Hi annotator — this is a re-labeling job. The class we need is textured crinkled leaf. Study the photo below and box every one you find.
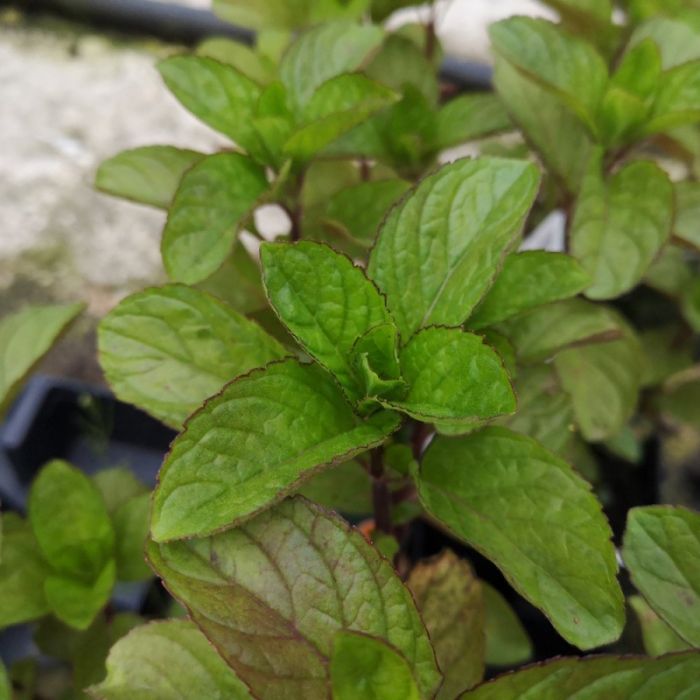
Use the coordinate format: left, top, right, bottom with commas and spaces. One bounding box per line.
623, 506, 700, 647
0, 303, 82, 412
45, 559, 115, 630
630, 13, 700, 69
674, 180, 700, 250
434, 94, 512, 150
95, 146, 203, 209
99, 284, 286, 428
161, 153, 268, 284
417, 427, 624, 649
260, 242, 391, 399
489, 18, 608, 132
500, 364, 574, 454
331, 631, 420, 700
492, 57, 592, 193
629, 595, 691, 656
408, 551, 485, 697
368, 158, 540, 339
0, 514, 50, 627
93, 468, 147, 516
483, 583, 533, 667
29, 460, 114, 580
571, 151, 673, 299
383, 327, 515, 423
280, 22, 383, 111
284, 74, 398, 160
325, 179, 410, 242
298, 460, 371, 515
147, 497, 442, 699
212, 0, 367, 31
647, 60, 700, 134
468, 251, 590, 329
89, 620, 252, 700
151, 359, 400, 541
498, 298, 620, 364
113, 493, 151, 582
461, 652, 700, 699
554, 320, 643, 441
158, 56, 262, 151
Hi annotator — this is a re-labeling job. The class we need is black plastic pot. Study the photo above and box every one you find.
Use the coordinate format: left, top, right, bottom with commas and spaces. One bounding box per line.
0, 375, 176, 663
0, 374, 175, 511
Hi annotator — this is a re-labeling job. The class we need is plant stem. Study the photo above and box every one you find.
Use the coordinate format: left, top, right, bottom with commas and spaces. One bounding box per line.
370, 447, 393, 534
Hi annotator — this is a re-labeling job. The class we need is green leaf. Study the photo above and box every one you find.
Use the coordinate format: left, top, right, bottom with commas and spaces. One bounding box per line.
489, 18, 608, 133
157, 56, 262, 151
260, 242, 391, 400
196, 37, 275, 84
612, 39, 661, 100
460, 652, 700, 698
416, 427, 624, 650
92, 468, 147, 516
497, 298, 621, 364
0, 514, 50, 627
45, 559, 115, 630
640, 325, 694, 387
368, 158, 540, 339
554, 319, 643, 441
629, 595, 691, 656
382, 327, 515, 424
623, 505, 700, 647
29, 460, 114, 580
629, 12, 700, 69
365, 34, 438, 105
647, 60, 700, 133
280, 22, 384, 112
331, 631, 420, 700
298, 460, 372, 515
644, 244, 693, 296
284, 74, 398, 160
0, 303, 83, 412
408, 551, 485, 697
99, 284, 287, 429
434, 94, 512, 151
492, 56, 592, 193
468, 252, 590, 329
147, 497, 441, 699
113, 493, 151, 582
500, 364, 574, 454
95, 146, 203, 209
351, 322, 405, 404
151, 359, 401, 541
197, 237, 269, 314
213, 0, 367, 31
674, 180, 700, 250
541, 0, 612, 26
71, 613, 143, 693
161, 153, 268, 284
571, 151, 673, 299
0, 661, 9, 700
325, 179, 410, 243
483, 583, 533, 667
657, 372, 700, 428
88, 620, 252, 699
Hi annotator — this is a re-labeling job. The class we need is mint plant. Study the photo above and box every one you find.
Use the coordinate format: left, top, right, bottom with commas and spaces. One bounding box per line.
2, 0, 700, 697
